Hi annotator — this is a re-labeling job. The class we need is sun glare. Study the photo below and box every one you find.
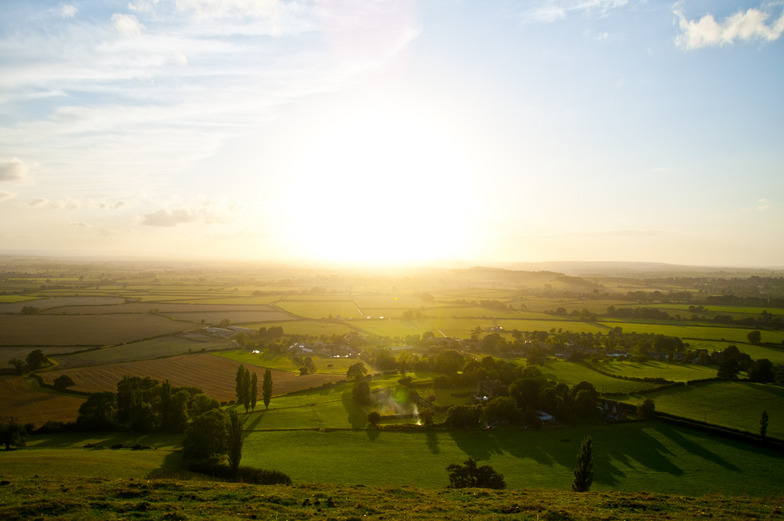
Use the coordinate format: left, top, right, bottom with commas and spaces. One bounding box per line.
277, 107, 482, 265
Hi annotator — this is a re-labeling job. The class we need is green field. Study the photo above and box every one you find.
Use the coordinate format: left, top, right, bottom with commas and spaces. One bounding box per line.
685, 340, 784, 365
621, 381, 784, 439
275, 300, 363, 319
538, 360, 657, 394
238, 422, 784, 495
589, 360, 717, 382
217, 350, 357, 375
240, 320, 356, 337
3, 423, 782, 497
599, 321, 784, 344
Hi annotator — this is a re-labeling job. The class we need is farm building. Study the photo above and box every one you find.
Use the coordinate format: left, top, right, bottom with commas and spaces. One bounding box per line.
205, 327, 233, 338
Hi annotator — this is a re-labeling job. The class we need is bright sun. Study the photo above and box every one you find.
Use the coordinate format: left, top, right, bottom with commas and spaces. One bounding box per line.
278, 105, 483, 265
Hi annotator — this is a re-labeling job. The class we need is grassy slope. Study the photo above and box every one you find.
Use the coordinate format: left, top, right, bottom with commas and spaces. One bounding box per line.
2, 477, 781, 521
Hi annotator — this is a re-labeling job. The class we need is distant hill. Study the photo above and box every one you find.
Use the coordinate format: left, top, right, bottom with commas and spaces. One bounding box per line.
505, 261, 784, 278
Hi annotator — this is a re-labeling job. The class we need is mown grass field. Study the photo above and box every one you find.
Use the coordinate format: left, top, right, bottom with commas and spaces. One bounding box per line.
686, 339, 784, 365
537, 360, 657, 394
621, 381, 784, 439
217, 350, 357, 375
588, 360, 717, 382
275, 300, 363, 319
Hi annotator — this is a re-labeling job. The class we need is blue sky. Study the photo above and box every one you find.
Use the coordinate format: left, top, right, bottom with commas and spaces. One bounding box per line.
1, 0, 782, 266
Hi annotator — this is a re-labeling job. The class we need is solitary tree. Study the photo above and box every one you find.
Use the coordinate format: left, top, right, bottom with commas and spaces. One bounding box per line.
347, 362, 368, 380
637, 398, 656, 419
25, 349, 49, 371
747, 330, 762, 345
571, 436, 594, 492
760, 410, 769, 441
227, 409, 243, 477
53, 374, 75, 392
182, 409, 229, 461
367, 410, 381, 426
262, 368, 273, 410
250, 372, 258, 412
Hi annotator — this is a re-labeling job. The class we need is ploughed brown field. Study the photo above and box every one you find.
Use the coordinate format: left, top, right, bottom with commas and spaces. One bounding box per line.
40, 353, 345, 401
0, 376, 85, 427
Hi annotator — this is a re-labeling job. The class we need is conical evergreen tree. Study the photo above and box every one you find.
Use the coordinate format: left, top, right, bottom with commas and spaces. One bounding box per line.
572, 436, 593, 492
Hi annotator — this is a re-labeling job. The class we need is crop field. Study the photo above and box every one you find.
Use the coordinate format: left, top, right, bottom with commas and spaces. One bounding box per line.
538, 360, 657, 394
622, 381, 784, 439
589, 361, 717, 382
654, 304, 784, 315
598, 321, 784, 343
0, 376, 85, 427
0, 296, 125, 313
153, 310, 295, 325
240, 319, 355, 337
0, 314, 190, 346
239, 422, 784, 495
50, 335, 236, 369
275, 300, 363, 319
0, 295, 38, 303
39, 302, 280, 315
496, 319, 605, 334
40, 353, 346, 401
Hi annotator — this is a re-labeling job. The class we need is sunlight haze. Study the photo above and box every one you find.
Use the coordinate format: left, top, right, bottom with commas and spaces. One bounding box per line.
1, 1, 782, 266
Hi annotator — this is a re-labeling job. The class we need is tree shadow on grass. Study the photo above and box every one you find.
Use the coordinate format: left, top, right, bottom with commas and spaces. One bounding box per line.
425, 430, 439, 454
341, 389, 367, 429
244, 410, 266, 431
651, 423, 740, 471
447, 430, 502, 461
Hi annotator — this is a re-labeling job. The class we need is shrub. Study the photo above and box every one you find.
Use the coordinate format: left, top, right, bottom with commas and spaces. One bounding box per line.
446, 458, 505, 489
186, 459, 292, 484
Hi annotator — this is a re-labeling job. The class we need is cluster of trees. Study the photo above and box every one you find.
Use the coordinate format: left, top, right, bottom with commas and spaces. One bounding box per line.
76, 376, 220, 432
235, 365, 258, 412
1, 418, 29, 450
444, 363, 599, 430
715, 345, 781, 383
7, 349, 49, 375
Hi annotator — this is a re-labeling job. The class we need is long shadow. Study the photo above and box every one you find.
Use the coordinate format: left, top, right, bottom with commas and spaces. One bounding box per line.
653, 423, 738, 470
341, 387, 367, 429
447, 429, 503, 461
244, 410, 266, 431
425, 430, 439, 454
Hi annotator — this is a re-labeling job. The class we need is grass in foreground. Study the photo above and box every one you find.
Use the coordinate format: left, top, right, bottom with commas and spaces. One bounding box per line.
0, 475, 781, 521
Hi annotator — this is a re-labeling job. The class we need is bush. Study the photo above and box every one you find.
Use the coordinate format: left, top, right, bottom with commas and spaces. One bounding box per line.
446, 458, 505, 489
637, 398, 656, 419
186, 459, 292, 484
367, 411, 381, 426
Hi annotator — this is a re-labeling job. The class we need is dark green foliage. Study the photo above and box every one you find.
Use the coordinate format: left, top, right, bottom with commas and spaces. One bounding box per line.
186, 459, 292, 484
352, 381, 372, 406
0, 418, 28, 450
445, 405, 481, 429
182, 409, 229, 461
191, 393, 221, 416
760, 410, 769, 441
367, 411, 381, 426
346, 362, 368, 380
76, 391, 117, 430
20, 305, 39, 314
749, 359, 775, 383
717, 358, 740, 380
52, 374, 75, 392
572, 436, 593, 492
250, 372, 258, 411
747, 330, 762, 345
235, 364, 247, 405
25, 349, 48, 370
446, 458, 505, 489
637, 398, 656, 419
227, 409, 243, 477
482, 396, 521, 426
262, 368, 273, 410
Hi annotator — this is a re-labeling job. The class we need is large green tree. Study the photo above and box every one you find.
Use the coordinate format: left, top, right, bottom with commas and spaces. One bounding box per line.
0, 419, 28, 450
182, 409, 229, 461
235, 364, 247, 406
250, 372, 258, 412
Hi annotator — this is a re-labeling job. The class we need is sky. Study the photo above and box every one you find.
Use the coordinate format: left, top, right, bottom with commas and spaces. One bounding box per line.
1, 0, 783, 267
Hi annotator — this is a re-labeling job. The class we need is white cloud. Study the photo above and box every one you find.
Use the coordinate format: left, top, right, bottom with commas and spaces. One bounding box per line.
0, 191, 14, 202
112, 13, 144, 37
24, 198, 49, 208
522, 0, 630, 23
675, 6, 784, 49
757, 198, 770, 211
175, 0, 282, 19
0, 158, 29, 182
61, 5, 78, 18
141, 208, 200, 227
